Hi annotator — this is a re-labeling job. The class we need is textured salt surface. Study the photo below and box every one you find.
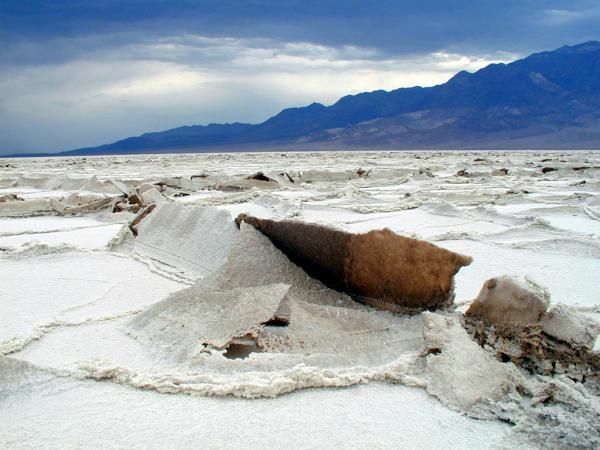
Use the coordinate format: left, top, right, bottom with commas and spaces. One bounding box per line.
0, 223, 123, 250
0, 358, 511, 450
132, 203, 238, 280
1, 151, 599, 448
0, 252, 184, 349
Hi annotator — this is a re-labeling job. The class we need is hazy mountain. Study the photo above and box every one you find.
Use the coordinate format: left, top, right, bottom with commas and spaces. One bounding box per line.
60, 41, 600, 155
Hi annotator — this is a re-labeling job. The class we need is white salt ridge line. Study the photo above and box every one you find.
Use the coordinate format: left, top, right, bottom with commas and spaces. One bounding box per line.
110, 251, 196, 285
134, 240, 215, 275
438, 237, 600, 259
451, 205, 600, 238
192, 189, 263, 205
0, 245, 158, 261
0, 243, 83, 259
0, 222, 120, 237
312, 203, 565, 237
0, 309, 144, 356
575, 304, 600, 313
426, 223, 600, 249
64, 353, 424, 399
0, 225, 124, 252
583, 204, 600, 221
345, 203, 423, 213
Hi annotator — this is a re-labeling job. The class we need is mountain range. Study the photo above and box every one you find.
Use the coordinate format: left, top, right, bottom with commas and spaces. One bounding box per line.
43, 41, 600, 155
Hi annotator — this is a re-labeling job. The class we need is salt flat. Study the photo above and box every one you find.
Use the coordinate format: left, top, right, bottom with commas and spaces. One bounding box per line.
1, 150, 599, 449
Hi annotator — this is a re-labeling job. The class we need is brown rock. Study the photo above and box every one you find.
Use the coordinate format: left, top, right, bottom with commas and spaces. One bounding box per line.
236, 215, 472, 312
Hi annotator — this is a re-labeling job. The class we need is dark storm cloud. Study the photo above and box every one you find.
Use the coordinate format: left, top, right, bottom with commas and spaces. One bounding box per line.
1, 1, 599, 153
2, 0, 600, 64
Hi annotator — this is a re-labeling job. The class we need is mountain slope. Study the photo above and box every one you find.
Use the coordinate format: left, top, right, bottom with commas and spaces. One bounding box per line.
62, 41, 600, 155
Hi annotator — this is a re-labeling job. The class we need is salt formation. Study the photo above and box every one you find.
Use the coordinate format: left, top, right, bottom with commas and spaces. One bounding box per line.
122, 237, 599, 447
124, 222, 424, 395
2, 151, 600, 448
138, 183, 165, 205
421, 312, 524, 414
463, 276, 600, 385
0, 193, 24, 202
465, 276, 550, 324
129, 203, 238, 280
0, 193, 116, 217
542, 304, 600, 349
213, 172, 279, 192
131, 283, 290, 363
9, 174, 122, 194
237, 214, 472, 312
112, 182, 166, 213
456, 276, 600, 448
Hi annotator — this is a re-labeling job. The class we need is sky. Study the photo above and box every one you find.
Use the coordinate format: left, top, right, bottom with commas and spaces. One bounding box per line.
1, 1, 600, 153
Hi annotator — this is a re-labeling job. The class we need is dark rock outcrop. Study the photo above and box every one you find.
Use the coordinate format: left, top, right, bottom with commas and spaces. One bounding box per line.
236, 214, 472, 312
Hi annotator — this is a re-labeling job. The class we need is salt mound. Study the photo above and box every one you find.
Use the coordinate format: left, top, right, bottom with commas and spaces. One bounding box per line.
118, 223, 423, 395
133, 203, 238, 280
210, 222, 358, 309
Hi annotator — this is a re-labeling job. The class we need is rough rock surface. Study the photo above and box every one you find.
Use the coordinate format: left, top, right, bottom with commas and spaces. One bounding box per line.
466, 276, 550, 325
237, 215, 472, 311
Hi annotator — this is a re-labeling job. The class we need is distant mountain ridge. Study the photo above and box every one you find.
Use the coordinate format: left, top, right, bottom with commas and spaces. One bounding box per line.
56, 41, 600, 155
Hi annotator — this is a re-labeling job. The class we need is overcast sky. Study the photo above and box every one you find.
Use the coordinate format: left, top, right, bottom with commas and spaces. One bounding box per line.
2, 1, 600, 153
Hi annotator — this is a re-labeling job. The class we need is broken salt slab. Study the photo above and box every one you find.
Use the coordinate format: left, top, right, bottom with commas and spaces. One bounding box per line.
130, 283, 290, 363
133, 203, 238, 280
422, 312, 524, 415
47, 222, 423, 396
542, 304, 600, 349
